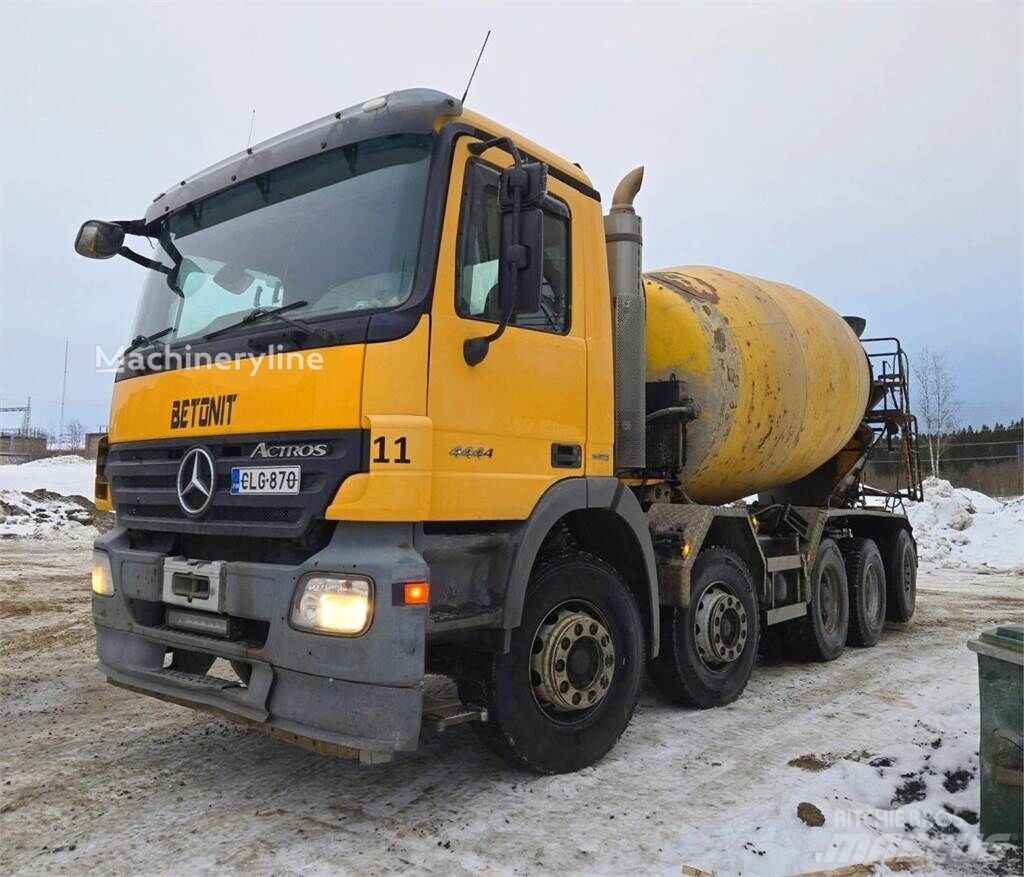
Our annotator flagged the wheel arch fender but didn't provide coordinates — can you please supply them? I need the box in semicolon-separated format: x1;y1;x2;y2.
824;511;917;573
705;514;767;602
500;477;660;657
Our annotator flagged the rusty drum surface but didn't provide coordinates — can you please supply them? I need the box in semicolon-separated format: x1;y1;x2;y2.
643;266;870;504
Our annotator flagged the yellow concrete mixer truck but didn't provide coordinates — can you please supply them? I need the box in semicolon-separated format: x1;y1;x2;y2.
76;88;924;773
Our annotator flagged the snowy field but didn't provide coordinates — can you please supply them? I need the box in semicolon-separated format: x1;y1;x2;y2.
0;456;96;497
0;456;102;540
0;460;1021;875
907;478;1024;576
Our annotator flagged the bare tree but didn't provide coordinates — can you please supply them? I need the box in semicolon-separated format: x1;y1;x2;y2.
912;347;960;478
63;418;85;449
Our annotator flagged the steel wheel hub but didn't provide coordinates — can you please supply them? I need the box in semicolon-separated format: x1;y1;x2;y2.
864;564;883;620
820;568;841;633
902;547;916;598
531;607;615;712
694;585;748;667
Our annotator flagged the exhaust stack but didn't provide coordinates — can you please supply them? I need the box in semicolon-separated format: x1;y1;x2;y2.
604;167;646;472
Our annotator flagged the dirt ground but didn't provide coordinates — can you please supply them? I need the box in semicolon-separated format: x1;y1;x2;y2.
0;538;1020;876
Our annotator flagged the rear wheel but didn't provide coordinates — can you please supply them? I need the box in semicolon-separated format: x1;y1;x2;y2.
885;529;917;622
456;551;644;774
790;539;849;661
840;537;887;647
648;547;760;708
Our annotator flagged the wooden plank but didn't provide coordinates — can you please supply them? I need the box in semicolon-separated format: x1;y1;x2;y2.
682;854;930;877
787;854;930;877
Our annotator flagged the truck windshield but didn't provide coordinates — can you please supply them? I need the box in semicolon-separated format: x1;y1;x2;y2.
129;133;433;346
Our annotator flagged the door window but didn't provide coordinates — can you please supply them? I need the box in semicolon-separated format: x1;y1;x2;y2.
455;160;571;334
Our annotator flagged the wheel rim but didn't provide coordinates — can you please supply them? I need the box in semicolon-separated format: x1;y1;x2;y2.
530;600;616;720
819;567;842;633
902;545;916;602
864;563;883;622
693;583;748;670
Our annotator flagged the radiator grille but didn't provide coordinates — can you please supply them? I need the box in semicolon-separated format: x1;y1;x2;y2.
106;431;367;539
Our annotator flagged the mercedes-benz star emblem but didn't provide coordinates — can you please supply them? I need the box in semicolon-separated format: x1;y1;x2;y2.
176;447;215;516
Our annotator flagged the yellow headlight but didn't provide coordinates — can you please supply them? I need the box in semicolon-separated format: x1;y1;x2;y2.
291;576;373;636
91;551;114;596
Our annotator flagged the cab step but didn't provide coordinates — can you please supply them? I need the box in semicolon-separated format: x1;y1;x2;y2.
422;700;488;732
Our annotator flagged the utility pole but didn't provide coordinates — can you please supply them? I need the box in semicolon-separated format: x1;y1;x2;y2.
0;398;32;434
58;338;69;446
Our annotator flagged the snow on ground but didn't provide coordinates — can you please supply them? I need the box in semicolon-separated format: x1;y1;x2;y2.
0;461;1022;872
1;544;1022;875
0;456;101;540
0;489;99;540
907;478;1024;576
0;455;95;496
671;696;995;875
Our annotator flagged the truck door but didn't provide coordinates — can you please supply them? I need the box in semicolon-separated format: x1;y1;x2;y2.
427;138;587;520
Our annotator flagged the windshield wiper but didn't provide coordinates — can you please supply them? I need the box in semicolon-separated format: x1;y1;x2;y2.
124;326;174;357
204;301;329;341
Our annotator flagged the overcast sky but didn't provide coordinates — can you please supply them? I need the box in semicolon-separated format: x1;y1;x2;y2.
1;1;1020;435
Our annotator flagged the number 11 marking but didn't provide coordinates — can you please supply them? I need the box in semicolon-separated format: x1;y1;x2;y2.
372;435;411;465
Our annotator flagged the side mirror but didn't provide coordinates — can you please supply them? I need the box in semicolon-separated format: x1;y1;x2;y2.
463;142;548;367
498;207;543;316
498;161;547;210
75;220;124;259
496;160;546;316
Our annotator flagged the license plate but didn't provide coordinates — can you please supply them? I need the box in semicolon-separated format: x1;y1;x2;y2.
230;466;300;495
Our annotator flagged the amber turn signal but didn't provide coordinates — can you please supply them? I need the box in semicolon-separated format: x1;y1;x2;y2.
403;582;430;605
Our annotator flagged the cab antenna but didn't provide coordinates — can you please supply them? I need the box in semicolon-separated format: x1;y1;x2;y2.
247;109;256;149
461;30;491;105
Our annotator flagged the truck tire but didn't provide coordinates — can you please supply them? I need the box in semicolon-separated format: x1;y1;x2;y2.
789;539;849;661
647;547;759;708
885;529;917;622
169;649;215;675
230;660;252;685
840;537;887;647
456;551;644;774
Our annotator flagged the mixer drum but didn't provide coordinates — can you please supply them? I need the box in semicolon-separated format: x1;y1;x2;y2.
643;266;871;504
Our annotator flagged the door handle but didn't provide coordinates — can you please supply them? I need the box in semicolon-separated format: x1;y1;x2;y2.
551;443;582;469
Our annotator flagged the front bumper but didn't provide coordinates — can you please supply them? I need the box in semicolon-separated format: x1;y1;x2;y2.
92;522;429;756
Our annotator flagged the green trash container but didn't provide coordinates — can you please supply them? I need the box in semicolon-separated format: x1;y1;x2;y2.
968;623;1023;845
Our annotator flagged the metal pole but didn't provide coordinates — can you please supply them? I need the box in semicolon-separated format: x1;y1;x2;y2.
58;339;68;446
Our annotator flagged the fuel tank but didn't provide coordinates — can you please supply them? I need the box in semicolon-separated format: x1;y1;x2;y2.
643;266;870;504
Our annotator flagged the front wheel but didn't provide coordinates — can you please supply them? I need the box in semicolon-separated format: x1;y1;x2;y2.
230;660;252;685
169;649;215;675
456;551;644;774
647;547;760;708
